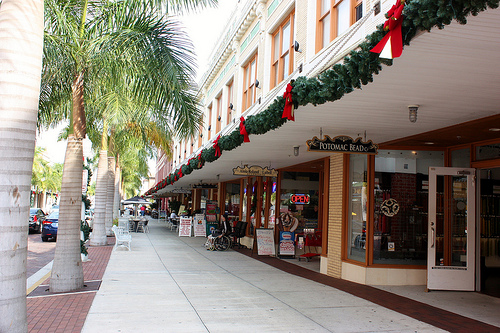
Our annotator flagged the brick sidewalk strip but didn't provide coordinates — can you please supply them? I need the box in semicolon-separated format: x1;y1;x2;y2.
27;238;114;333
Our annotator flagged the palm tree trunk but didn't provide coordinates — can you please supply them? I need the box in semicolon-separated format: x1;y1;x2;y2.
91;149;109;245
0;0;44;331
49;135;85;292
113;156;121;220
105;156;116;235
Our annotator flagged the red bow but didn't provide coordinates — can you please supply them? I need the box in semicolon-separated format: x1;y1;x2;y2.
282;83;294;121
370;0;405;59
213;135;221;157
239;117;250;142
178;168;183;178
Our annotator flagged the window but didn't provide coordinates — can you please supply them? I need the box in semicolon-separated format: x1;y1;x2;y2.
347;154;367;262
216;94;222;133
316;0;363;52
226;81;233;124
242;53;258;112
207;104;212;140
271;11;295;89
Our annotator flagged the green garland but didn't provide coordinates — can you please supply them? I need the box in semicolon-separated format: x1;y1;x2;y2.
145;0;499;196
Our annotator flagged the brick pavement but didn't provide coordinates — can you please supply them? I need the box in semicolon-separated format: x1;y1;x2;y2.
27;238;114;333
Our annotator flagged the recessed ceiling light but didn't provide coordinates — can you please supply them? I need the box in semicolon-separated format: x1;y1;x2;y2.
489;128;500;132
424;142;434;145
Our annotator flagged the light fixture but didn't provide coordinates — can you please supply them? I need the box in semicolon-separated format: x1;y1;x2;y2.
200;133;203;138
293;146;300;157
208;125;211;131
229;103;235;111
294;41;302;53
217;115;221;121
255;79;261;89
408;105;419;123
489;128;500;132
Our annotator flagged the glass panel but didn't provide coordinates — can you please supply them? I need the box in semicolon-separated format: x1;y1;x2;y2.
479;168;500;297
451;175;468;267
374;150;444;265
273;31;280;62
322;13;331;47
337;0;350;36
279;171;320;233
348;155;367;262
355;3;363;21
282;53;289;80
282;21;290;56
250;177;257;235
268;177;277;230
321;0;331;15
242;178;248;222
476;143;500;161
451;148;470;167
434;176;445;266
225;183;240;222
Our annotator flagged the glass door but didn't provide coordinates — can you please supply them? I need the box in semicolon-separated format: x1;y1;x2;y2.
428;167;476;291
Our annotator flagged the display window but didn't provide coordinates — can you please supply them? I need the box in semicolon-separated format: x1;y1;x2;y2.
347;154;367;262
372;150;444;265
279;171;320;234
224;182;240;221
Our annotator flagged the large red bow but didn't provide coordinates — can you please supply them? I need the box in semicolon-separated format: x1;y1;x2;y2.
282;83;294;121
370;0;405;59
213;135;221;157
239;117;250;143
178;168;183;178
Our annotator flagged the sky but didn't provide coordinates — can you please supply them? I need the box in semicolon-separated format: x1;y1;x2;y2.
36;0;235;166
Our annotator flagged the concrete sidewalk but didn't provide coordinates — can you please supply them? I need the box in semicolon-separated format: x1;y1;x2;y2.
82;219;500;332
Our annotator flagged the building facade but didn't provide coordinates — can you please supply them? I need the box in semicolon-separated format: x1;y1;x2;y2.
148;0;500;297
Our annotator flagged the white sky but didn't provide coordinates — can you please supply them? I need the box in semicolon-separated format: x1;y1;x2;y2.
36;1;235;166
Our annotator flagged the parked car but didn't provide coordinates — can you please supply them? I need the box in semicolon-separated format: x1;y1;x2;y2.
41;210;59;242
29;208;46;234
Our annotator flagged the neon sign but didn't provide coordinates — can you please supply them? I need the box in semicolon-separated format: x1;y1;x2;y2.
290;194;310;204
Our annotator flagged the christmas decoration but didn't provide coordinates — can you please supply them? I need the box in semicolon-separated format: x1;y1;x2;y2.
282;83;294;121
370;0;406;59
213;135;221;157
239;117;250;142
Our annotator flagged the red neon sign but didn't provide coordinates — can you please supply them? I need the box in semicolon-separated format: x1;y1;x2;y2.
290;194;310;204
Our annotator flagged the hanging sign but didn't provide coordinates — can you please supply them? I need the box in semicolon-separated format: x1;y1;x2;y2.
306;135;378;154
256;229;275;256
193;214;206;237
233;165;278;177
178;216;192;237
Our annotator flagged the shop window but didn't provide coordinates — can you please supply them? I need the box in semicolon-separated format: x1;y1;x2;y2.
271;11;295;89
347;154;367;262
242;53;258;112
279;171;320;234
476;143;500;161
373;150;444;265
225;182;240;221
316;0;362;52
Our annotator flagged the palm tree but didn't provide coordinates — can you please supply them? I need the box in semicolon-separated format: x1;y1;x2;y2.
0;0;44;331
41;0;215;293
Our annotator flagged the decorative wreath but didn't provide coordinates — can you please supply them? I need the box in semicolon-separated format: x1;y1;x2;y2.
381;198;400;217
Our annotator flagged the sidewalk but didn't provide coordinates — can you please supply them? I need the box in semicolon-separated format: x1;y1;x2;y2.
74;218;499;333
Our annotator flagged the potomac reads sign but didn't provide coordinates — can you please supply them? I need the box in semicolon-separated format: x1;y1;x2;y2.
306;135;378;154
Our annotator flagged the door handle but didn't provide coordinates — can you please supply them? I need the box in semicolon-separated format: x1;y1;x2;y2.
430;226;435;248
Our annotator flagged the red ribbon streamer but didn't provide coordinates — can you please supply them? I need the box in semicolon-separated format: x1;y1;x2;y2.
370;0;405;59
213;135;221;157
239;117;250;142
282;83;294;121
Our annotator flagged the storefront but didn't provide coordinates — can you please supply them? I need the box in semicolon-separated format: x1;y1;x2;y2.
337;137;500;296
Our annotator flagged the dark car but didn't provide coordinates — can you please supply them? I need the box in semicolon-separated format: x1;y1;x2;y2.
41;210;59;242
29;208;46;234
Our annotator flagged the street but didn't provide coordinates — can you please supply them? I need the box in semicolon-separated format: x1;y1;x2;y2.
27;232;55;278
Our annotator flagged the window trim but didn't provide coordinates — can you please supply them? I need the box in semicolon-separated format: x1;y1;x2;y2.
271;10;295;89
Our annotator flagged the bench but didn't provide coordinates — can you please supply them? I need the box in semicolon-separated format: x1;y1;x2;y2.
112;225;132;251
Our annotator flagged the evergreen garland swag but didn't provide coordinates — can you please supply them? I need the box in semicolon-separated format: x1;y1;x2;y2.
149;0;499;194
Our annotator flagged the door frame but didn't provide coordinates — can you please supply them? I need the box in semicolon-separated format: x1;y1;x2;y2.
427;166;476;291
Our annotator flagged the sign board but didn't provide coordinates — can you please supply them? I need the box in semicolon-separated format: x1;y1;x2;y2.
233;165;278;177
290;194;310;204
193;214;206;237
279;231;295;256
178;216;192;237
256;229;275;256
82;169;88;194
306;135;378;154
206;201;217;222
